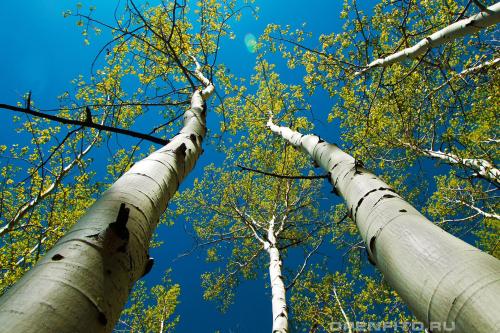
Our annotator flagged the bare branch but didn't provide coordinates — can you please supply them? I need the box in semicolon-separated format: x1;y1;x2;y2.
0;103;169;145
237;164;329;180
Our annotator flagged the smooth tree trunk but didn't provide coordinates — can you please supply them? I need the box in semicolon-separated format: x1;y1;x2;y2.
0;65;214;333
264;216;288;333
402;143;500;186
354;2;500;76
418;148;500;186
267;116;500;333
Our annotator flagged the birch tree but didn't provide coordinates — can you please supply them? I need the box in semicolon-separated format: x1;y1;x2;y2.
262;0;499;254
183;164;328;333
0;0;249;330
0;57;214;332
267;114;500;333
171;62;336;332
353;2;500;76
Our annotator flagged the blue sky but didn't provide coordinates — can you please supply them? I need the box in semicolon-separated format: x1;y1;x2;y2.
0;1;370;332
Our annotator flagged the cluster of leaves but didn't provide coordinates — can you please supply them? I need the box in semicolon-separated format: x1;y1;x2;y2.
115;271;180;333
261;0;499;257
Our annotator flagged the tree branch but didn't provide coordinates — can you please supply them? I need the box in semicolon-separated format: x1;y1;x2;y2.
236;164;329;180
0;103;169;145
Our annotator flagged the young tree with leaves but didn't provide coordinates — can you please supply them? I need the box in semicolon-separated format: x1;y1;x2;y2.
267;113;500;333
115;270;180;333
176;64;330;332
262;0;499;256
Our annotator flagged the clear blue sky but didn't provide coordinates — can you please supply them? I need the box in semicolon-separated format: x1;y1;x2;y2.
0;1;365;332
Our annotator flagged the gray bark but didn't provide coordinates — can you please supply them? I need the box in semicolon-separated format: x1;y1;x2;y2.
267;117;500;333
354;3;500;76
0;66;214;332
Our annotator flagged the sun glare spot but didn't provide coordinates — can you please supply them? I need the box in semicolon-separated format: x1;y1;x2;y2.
244;33;257;53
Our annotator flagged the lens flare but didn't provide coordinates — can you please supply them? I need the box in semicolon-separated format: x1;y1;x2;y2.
244;33;257;53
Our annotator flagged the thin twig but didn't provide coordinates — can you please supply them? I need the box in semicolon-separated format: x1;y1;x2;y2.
236;164;329;180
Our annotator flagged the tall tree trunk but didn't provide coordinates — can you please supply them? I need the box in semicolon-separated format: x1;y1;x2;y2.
354;2;500;76
0;67;214;333
267;117;500;333
264;216;288;333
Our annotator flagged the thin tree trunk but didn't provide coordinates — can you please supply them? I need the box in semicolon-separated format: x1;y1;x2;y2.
264;216;289;333
426;57;499;98
0;65;214;333
267;116;500;333
403;143;500;185
354;3;500;76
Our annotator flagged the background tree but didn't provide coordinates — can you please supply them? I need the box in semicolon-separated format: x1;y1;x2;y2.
261;0;499;257
115;270;180;333
177;63;325;332
267;113;500;333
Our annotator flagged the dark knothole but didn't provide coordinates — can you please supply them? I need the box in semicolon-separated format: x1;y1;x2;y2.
51;254;64;261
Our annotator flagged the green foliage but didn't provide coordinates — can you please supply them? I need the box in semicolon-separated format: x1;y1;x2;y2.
0;0;246;310
260;0;499;255
172;67;333;312
116;271;180;333
291;268;415;332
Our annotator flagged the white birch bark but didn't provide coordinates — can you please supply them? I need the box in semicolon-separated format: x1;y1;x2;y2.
405;144;500;185
0;65;214;333
264;216;289;333
354;3;500;76
452;199;500;220
267;116;500;333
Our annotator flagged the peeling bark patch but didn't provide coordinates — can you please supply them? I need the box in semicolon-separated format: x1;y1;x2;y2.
353;187;392;222
51;254;64;261
354;159;365;174
86;233;100;240
366;247;376;266
367;228;382;266
331;187;339;196
189;133;197;143
116;244;127;253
